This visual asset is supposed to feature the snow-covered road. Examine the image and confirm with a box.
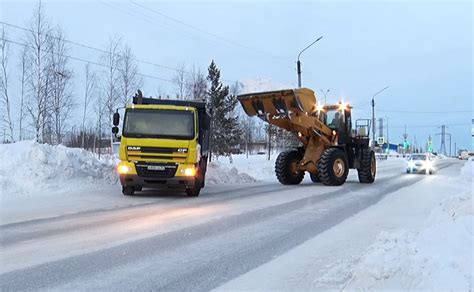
[0,158,464,291]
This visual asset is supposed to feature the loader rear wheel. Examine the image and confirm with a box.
[358,150,376,183]
[318,148,349,186]
[275,150,304,185]
[310,173,320,183]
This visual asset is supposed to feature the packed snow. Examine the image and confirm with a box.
[340,160,473,290]
[217,159,472,291]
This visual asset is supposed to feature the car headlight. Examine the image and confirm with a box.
[408,161,416,168]
[423,161,433,169]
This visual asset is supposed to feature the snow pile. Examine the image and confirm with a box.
[240,77,288,94]
[334,160,473,290]
[0,140,117,199]
[206,160,257,185]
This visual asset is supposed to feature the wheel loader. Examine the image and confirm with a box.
[238,88,376,186]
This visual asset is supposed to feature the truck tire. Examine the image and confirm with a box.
[122,186,135,196]
[275,150,304,185]
[310,173,320,183]
[318,148,349,186]
[186,181,201,197]
[358,150,376,183]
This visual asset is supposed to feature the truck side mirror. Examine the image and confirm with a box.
[203,115,211,130]
[113,112,120,126]
[112,126,119,134]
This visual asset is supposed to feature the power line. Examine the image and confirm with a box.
[377,109,471,114]
[128,0,290,62]
[388,123,470,129]
[0,20,239,84]
[0,37,176,84]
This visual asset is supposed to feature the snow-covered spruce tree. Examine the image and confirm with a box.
[206,60,242,162]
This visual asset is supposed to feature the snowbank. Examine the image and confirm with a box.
[206,160,256,185]
[0,141,117,200]
[332,160,473,290]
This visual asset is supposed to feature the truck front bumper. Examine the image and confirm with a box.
[120,174,195,189]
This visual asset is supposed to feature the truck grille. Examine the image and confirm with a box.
[135,163,178,178]
[127,146,187,162]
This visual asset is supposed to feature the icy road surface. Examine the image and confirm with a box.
[0,159,463,290]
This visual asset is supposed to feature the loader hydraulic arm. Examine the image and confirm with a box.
[238,88,338,173]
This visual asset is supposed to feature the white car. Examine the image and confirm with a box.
[406,153,435,174]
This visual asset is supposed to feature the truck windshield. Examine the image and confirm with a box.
[123,108,195,139]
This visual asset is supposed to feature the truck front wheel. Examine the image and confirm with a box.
[186,180,202,197]
[122,186,135,196]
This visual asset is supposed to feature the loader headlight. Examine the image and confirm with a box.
[181,167,196,176]
[117,165,131,174]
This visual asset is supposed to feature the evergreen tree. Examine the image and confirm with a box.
[206,60,242,161]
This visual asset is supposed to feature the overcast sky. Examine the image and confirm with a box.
[0,0,472,150]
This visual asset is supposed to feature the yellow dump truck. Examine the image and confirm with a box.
[112,91,211,197]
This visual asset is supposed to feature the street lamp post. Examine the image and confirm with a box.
[297,36,323,88]
[371,86,389,150]
[320,89,330,104]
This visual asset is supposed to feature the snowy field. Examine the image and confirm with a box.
[0,141,472,290]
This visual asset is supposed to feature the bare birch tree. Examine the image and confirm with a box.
[82,63,96,148]
[0,27,14,142]
[25,0,51,142]
[185,65,207,100]
[118,44,142,107]
[172,62,186,99]
[101,37,121,152]
[18,44,29,141]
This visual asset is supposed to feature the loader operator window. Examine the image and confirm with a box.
[326,110,344,129]
[123,109,195,139]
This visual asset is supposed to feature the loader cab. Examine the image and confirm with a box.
[322,104,352,143]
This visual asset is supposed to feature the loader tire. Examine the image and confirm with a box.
[358,150,376,183]
[275,150,304,185]
[310,173,320,183]
[318,148,349,186]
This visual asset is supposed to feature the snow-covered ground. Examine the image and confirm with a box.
[217,159,473,291]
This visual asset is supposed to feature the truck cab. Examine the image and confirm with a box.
[113,93,211,197]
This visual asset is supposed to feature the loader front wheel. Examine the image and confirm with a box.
[318,148,349,186]
[275,150,304,185]
[358,150,376,183]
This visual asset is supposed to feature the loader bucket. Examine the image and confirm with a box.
[237,88,318,118]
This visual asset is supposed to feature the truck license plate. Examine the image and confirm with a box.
[148,165,165,171]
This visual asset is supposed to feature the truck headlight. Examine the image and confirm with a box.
[117,165,131,174]
[181,167,196,176]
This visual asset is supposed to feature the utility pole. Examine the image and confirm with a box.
[403,125,408,155]
[297,36,323,88]
[435,125,451,156]
[371,86,389,150]
[386,116,389,147]
[320,89,330,104]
